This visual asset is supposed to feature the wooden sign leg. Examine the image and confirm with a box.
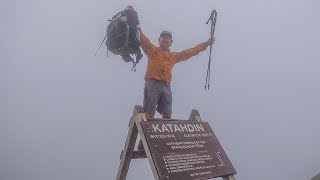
[135,113,160,180]
[189,109,203,122]
[222,175,236,180]
[116,105,144,180]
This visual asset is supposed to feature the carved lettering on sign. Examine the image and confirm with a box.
[140,121,236,180]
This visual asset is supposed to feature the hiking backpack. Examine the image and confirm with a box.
[105,7,143,71]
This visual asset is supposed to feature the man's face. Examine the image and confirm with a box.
[159,35,172,48]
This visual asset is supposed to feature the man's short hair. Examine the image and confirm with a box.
[160,31,172,39]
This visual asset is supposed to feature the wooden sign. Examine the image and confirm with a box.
[140,120,236,180]
[116,106,237,180]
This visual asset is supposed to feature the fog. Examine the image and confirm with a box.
[1,0,320,179]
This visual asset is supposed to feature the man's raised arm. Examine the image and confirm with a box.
[139,30,157,55]
[174,37,214,63]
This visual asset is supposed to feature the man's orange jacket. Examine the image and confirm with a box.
[140,31,209,84]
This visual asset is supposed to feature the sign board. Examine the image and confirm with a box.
[140,120,236,180]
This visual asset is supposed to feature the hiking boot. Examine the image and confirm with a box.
[122,55,134,63]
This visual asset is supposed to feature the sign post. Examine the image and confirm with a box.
[116,105,237,180]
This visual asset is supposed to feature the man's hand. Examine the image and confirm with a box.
[126,5,134,10]
[206,37,215,46]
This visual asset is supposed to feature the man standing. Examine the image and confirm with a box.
[136,30,214,152]
[133,7,215,153]
[139,29,215,120]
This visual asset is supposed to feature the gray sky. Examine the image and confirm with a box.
[1,0,320,180]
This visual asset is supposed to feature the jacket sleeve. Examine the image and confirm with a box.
[174,42,209,63]
[140,30,157,55]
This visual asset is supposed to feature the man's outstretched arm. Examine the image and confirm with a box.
[139,29,157,56]
[128,6,156,56]
[175,37,215,63]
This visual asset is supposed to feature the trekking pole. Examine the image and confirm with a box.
[205,10,217,90]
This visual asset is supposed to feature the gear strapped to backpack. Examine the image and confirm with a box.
[97,6,143,71]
